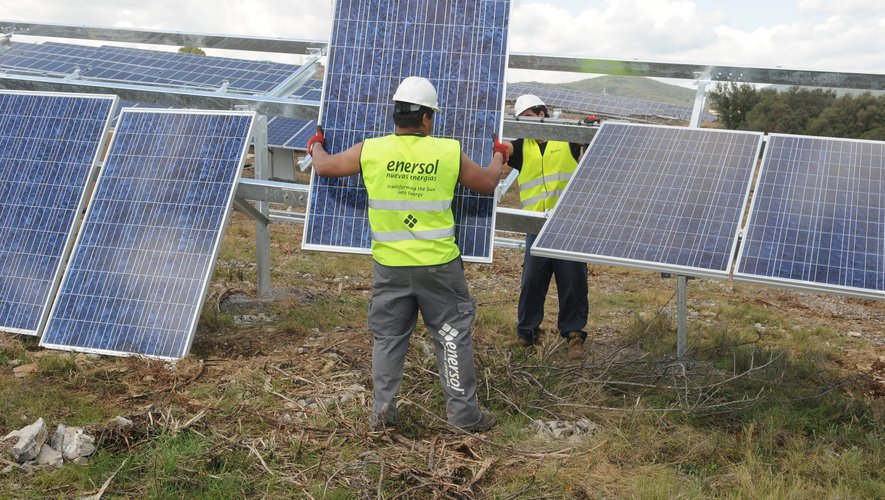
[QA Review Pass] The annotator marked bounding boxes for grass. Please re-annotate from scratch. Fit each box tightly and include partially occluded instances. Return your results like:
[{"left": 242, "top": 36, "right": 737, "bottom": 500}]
[{"left": 1, "top": 220, "right": 883, "bottom": 498}]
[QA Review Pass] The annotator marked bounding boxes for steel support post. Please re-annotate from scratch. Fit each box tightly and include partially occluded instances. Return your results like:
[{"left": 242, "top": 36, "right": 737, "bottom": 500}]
[
  {"left": 252, "top": 116, "right": 271, "bottom": 294},
  {"left": 676, "top": 275, "right": 688, "bottom": 359}
]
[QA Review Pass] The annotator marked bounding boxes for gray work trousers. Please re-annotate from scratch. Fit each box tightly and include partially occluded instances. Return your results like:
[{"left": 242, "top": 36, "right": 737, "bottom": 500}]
[{"left": 367, "top": 258, "right": 482, "bottom": 428}]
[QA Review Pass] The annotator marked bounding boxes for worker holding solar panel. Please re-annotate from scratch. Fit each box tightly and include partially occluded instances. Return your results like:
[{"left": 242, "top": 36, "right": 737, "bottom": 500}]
[
  {"left": 505, "top": 94, "right": 590, "bottom": 360},
  {"left": 307, "top": 76, "right": 507, "bottom": 433}
]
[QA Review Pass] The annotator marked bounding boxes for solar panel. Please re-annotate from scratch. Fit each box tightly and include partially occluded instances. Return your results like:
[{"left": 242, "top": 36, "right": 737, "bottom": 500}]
[
  {"left": 302, "top": 0, "right": 510, "bottom": 263},
  {"left": 0, "top": 41, "right": 300, "bottom": 94},
  {"left": 531, "top": 123, "right": 764, "bottom": 278},
  {"left": 266, "top": 116, "right": 315, "bottom": 150},
  {"left": 40, "top": 109, "right": 255, "bottom": 359},
  {"left": 0, "top": 91, "right": 117, "bottom": 336},
  {"left": 507, "top": 82, "right": 716, "bottom": 122},
  {"left": 289, "top": 79, "right": 323, "bottom": 101},
  {"left": 735, "top": 134, "right": 885, "bottom": 298}
]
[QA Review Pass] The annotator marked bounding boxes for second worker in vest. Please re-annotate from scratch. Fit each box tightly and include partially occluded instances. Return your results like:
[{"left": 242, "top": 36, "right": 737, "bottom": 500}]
[
  {"left": 307, "top": 76, "right": 507, "bottom": 433},
  {"left": 505, "top": 94, "right": 590, "bottom": 360}
]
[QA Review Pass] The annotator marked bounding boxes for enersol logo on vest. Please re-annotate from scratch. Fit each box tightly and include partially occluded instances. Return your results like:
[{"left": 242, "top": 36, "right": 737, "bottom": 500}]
[
  {"left": 439, "top": 323, "right": 464, "bottom": 393},
  {"left": 386, "top": 159, "right": 439, "bottom": 175}
]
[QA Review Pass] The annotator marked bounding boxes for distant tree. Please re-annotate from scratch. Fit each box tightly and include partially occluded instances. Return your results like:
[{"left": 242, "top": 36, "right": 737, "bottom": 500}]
[
  {"left": 805, "top": 93, "right": 885, "bottom": 139},
  {"left": 745, "top": 87, "right": 836, "bottom": 134},
  {"left": 179, "top": 46, "right": 206, "bottom": 56},
  {"left": 707, "top": 82, "right": 761, "bottom": 130}
]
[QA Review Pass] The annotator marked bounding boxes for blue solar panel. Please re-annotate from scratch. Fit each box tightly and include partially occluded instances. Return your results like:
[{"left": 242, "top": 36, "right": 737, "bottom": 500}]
[
  {"left": 40, "top": 109, "right": 255, "bottom": 359},
  {"left": 302, "top": 0, "right": 510, "bottom": 263},
  {"left": 0, "top": 91, "right": 117, "bottom": 336},
  {"left": 290, "top": 79, "right": 323, "bottom": 101},
  {"left": 266, "top": 116, "right": 315, "bottom": 150},
  {"left": 735, "top": 134, "right": 885, "bottom": 298},
  {"left": 0, "top": 41, "right": 300, "bottom": 93},
  {"left": 532, "top": 123, "right": 764, "bottom": 278}
]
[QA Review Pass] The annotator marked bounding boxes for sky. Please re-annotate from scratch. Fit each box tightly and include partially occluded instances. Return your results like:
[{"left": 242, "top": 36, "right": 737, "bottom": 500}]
[{"left": 2, "top": 0, "right": 883, "bottom": 85}]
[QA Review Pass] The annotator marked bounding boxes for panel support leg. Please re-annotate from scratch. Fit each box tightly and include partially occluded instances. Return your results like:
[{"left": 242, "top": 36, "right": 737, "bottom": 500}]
[
  {"left": 676, "top": 274, "right": 688, "bottom": 358},
  {"left": 253, "top": 115, "right": 271, "bottom": 295}
]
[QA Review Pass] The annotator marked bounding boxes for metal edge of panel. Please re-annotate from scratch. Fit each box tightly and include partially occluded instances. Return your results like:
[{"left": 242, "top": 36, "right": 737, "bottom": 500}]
[
  {"left": 0, "top": 21, "right": 326, "bottom": 55},
  {"left": 731, "top": 272, "right": 885, "bottom": 301},
  {"left": 529, "top": 246, "right": 731, "bottom": 281},
  {"left": 502, "top": 117, "right": 597, "bottom": 143},
  {"left": 0, "top": 74, "right": 321, "bottom": 120},
  {"left": 236, "top": 178, "right": 310, "bottom": 206},
  {"left": 495, "top": 207, "right": 547, "bottom": 235}
]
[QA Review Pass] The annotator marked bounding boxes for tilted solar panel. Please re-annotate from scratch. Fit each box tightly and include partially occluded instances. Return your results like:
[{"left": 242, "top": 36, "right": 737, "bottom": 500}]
[
  {"left": 266, "top": 116, "right": 315, "bottom": 150},
  {"left": 506, "top": 82, "right": 716, "bottom": 122},
  {"left": 0, "top": 91, "right": 117, "bottom": 336},
  {"left": 0, "top": 41, "right": 300, "bottom": 93},
  {"left": 532, "top": 123, "right": 764, "bottom": 278},
  {"left": 40, "top": 109, "right": 255, "bottom": 359},
  {"left": 735, "top": 134, "right": 885, "bottom": 298},
  {"left": 302, "top": 0, "right": 511, "bottom": 263}
]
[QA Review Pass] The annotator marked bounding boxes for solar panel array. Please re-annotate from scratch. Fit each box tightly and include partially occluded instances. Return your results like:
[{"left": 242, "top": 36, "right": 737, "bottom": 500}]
[
  {"left": 303, "top": 0, "right": 510, "bottom": 263},
  {"left": 507, "top": 82, "right": 716, "bottom": 122},
  {"left": 735, "top": 134, "right": 885, "bottom": 298},
  {"left": 40, "top": 109, "right": 255, "bottom": 359},
  {"left": 532, "top": 123, "right": 764, "bottom": 278},
  {"left": 0, "top": 91, "right": 117, "bottom": 336},
  {"left": 266, "top": 116, "right": 316, "bottom": 151},
  {"left": 0, "top": 41, "right": 300, "bottom": 93}
]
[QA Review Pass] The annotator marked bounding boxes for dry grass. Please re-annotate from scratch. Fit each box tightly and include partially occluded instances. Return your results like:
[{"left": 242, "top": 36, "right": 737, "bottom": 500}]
[{"left": 1, "top": 212, "right": 883, "bottom": 498}]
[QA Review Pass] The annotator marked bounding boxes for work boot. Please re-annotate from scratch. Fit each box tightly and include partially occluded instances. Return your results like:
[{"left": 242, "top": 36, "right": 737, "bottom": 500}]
[
  {"left": 567, "top": 331, "right": 585, "bottom": 360},
  {"left": 369, "top": 403, "right": 398, "bottom": 430},
  {"left": 503, "top": 337, "right": 534, "bottom": 348},
  {"left": 460, "top": 411, "right": 497, "bottom": 433}
]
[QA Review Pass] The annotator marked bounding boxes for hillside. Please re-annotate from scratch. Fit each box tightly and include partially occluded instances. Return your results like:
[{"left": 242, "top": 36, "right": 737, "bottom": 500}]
[{"left": 524, "top": 75, "right": 696, "bottom": 106}]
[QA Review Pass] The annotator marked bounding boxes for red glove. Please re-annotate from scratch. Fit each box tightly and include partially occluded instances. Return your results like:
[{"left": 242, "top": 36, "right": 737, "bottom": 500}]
[
  {"left": 306, "top": 125, "right": 325, "bottom": 155},
  {"left": 493, "top": 134, "right": 509, "bottom": 164}
]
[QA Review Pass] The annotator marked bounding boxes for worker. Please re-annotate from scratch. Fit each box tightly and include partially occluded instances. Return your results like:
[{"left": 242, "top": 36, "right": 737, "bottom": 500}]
[
  {"left": 307, "top": 76, "right": 507, "bottom": 432},
  {"left": 505, "top": 94, "right": 589, "bottom": 360}
]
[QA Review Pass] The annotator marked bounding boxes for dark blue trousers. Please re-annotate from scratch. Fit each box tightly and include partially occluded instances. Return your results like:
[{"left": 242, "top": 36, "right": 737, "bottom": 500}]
[{"left": 517, "top": 233, "right": 589, "bottom": 342}]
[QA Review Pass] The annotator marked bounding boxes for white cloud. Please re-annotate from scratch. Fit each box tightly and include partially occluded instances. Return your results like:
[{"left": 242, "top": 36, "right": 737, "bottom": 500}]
[
  {"left": 3, "top": 0, "right": 883, "bottom": 77},
  {"left": 509, "top": 0, "right": 884, "bottom": 75}
]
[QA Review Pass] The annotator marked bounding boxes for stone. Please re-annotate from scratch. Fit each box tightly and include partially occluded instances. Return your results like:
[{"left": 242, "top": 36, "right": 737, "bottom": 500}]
[
  {"left": 3, "top": 418, "right": 48, "bottom": 463},
  {"left": 50, "top": 425, "right": 96, "bottom": 461},
  {"left": 35, "top": 444, "right": 63, "bottom": 468},
  {"left": 108, "top": 416, "right": 133, "bottom": 429}
]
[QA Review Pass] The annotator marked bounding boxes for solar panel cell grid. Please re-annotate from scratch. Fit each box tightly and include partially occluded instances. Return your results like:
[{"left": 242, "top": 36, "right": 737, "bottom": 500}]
[
  {"left": 735, "top": 134, "right": 885, "bottom": 298},
  {"left": 0, "top": 41, "right": 300, "bottom": 93},
  {"left": 303, "top": 0, "right": 510, "bottom": 262},
  {"left": 532, "top": 123, "right": 763, "bottom": 278},
  {"left": 0, "top": 91, "right": 116, "bottom": 336},
  {"left": 40, "top": 109, "right": 255, "bottom": 359}
]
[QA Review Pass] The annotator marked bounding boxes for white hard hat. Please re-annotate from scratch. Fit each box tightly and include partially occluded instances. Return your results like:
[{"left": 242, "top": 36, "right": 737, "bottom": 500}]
[
  {"left": 392, "top": 76, "right": 440, "bottom": 112},
  {"left": 514, "top": 94, "right": 546, "bottom": 116}
]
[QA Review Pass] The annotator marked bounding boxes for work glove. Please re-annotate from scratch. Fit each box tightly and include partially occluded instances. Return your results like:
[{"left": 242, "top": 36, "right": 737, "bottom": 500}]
[
  {"left": 306, "top": 125, "right": 325, "bottom": 155},
  {"left": 493, "top": 134, "right": 509, "bottom": 164}
]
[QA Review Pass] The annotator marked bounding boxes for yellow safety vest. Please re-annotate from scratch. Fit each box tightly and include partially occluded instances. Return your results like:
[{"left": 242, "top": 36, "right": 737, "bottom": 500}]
[
  {"left": 360, "top": 134, "right": 461, "bottom": 266},
  {"left": 518, "top": 139, "right": 578, "bottom": 212}
]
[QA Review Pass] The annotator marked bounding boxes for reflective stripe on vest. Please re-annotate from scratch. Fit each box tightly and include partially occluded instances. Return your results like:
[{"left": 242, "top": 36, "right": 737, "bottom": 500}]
[
  {"left": 360, "top": 134, "right": 461, "bottom": 266},
  {"left": 518, "top": 139, "right": 578, "bottom": 212}
]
